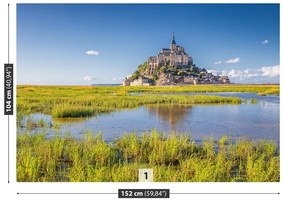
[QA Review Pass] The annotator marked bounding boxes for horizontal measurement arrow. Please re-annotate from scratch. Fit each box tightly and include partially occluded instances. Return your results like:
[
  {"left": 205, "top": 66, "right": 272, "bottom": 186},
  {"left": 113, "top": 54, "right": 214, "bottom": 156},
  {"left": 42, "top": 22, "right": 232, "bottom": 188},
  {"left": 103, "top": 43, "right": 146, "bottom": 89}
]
[
  {"left": 17, "top": 193, "right": 117, "bottom": 195},
  {"left": 17, "top": 192, "right": 280, "bottom": 195},
  {"left": 171, "top": 192, "right": 280, "bottom": 195}
]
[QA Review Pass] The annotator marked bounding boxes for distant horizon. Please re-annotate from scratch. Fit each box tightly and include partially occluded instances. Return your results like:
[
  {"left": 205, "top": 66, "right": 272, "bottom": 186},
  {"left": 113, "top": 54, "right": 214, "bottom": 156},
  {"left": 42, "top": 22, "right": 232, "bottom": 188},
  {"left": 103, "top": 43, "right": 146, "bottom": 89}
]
[
  {"left": 17, "top": 82, "right": 280, "bottom": 86},
  {"left": 17, "top": 4, "right": 280, "bottom": 85}
]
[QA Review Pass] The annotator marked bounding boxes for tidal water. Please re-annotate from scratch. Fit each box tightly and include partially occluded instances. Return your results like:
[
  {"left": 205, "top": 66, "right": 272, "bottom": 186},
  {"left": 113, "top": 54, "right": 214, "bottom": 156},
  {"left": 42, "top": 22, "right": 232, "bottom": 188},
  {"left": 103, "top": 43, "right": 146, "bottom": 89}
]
[{"left": 19, "top": 92, "right": 280, "bottom": 143}]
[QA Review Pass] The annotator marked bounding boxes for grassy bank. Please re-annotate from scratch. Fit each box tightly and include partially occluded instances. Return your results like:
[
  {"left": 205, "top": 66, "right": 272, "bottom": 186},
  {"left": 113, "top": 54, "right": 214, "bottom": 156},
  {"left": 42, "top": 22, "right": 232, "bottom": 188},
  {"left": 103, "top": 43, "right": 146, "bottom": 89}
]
[
  {"left": 17, "top": 130, "right": 279, "bottom": 182},
  {"left": 17, "top": 84, "right": 279, "bottom": 118},
  {"left": 17, "top": 85, "right": 245, "bottom": 118}
]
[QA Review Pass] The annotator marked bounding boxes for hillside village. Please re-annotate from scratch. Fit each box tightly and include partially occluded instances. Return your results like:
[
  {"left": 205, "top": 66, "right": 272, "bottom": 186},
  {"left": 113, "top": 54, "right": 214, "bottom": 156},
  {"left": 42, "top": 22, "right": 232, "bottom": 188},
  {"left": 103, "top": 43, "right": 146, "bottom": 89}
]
[{"left": 123, "top": 33, "right": 230, "bottom": 86}]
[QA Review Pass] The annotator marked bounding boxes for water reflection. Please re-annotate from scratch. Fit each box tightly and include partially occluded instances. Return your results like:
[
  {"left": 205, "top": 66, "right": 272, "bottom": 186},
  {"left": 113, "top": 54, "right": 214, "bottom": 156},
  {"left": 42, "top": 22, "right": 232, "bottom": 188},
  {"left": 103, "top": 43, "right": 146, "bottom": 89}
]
[
  {"left": 54, "top": 117, "right": 92, "bottom": 124},
  {"left": 146, "top": 105, "right": 192, "bottom": 131},
  {"left": 18, "top": 92, "right": 280, "bottom": 143}
]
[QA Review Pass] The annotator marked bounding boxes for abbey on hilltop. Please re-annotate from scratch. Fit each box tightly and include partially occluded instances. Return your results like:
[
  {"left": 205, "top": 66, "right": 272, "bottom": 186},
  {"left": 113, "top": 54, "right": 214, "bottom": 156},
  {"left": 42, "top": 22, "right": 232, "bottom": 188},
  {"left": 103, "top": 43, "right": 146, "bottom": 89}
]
[
  {"left": 123, "top": 33, "right": 230, "bottom": 86},
  {"left": 148, "top": 33, "right": 193, "bottom": 75}
]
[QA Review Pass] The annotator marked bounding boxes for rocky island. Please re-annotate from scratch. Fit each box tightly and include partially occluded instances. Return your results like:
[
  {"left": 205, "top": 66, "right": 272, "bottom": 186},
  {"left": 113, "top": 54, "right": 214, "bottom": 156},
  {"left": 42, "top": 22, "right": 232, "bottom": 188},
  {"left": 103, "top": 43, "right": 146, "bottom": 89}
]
[{"left": 123, "top": 33, "right": 230, "bottom": 86}]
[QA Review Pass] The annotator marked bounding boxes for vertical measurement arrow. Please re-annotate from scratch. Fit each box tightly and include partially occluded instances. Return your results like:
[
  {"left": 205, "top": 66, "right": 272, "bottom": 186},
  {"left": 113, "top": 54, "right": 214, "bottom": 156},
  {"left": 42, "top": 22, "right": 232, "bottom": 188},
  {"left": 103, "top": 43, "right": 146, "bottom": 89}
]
[
  {"left": 5, "top": 63, "right": 13, "bottom": 183},
  {"left": 6, "top": 3, "right": 11, "bottom": 184},
  {"left": 8, "top": 4, "right": 9, "bottom": 64}
]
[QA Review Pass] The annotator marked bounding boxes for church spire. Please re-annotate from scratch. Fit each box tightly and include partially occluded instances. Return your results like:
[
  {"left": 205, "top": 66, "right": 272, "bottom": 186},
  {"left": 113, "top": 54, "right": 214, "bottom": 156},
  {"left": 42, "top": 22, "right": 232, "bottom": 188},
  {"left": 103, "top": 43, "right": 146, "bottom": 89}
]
[{"left": 171, "top": 32, "right": 176, "bottom": 45}]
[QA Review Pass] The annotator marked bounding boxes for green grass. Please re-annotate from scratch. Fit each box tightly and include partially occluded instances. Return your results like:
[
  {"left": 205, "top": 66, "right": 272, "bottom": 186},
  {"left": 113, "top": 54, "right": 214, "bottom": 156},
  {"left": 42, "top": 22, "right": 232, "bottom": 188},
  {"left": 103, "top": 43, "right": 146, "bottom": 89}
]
[
  {"left": 16, "top": 85, "right": 280, "bottom": 182},
  {"left": 17, "top": 84, "right": 279, "bottom": 118},
  {"left": 257, "top": 87, "right": 280, "bottom": 96},
  {"left": 17, "top": 130, "right": 280, "bottom": 182},
  {"left": 250, "top": 98, "right": 258, "bottom": 104},
  {"left": 17, "top": 85, "right": 250, "bottom": 118}
]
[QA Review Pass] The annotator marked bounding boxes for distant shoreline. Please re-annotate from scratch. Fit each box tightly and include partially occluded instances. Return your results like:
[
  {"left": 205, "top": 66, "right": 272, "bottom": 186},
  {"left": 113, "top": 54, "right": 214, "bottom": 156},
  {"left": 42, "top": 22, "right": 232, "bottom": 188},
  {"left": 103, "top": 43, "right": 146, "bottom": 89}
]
[{"left": 91, "top": 84, "right": 122, "bottom": 86}]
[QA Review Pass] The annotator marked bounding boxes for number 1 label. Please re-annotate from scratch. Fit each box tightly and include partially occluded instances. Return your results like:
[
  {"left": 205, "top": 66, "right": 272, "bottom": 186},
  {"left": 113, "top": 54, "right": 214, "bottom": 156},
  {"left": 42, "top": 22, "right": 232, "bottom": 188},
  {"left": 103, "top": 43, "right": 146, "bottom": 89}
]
[
  {"left": 144, "top": 172, "right": 148, "bottom": 180},
  {"left": 139, "top": 169, "right": 153, "bottom": 182}
]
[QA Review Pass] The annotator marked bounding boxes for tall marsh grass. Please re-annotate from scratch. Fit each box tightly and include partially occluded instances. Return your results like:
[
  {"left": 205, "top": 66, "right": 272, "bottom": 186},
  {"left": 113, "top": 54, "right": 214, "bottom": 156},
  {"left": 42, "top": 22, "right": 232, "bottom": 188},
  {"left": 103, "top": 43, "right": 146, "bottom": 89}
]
[
  {"left": 17, "top": 85, "right": 247, "bottom": 118},
  {"left": 17, "top": 130, "right": 279, "bottom": 182}
]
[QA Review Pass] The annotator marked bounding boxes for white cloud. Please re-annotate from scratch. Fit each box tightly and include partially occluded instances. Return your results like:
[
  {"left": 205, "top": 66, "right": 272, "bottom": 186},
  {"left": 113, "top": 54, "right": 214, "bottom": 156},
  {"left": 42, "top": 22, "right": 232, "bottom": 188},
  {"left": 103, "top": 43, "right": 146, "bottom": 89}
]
[
  {"left": 214, "top": 61, "right": 222, "bottom": 65},
  {"left": 207, "top": 65, "right": 279, "bottom": 83},
  {"left": 86, "top": 50, "right": 99, "bottom": 56},
  {"left": 262, "top": 39, "right": 269, "bottom": 44},
  {"left": 224, "top": 69, "right": 258, "bottom": 78},
  {"left": 243, "top": 69, "right": 259, "bottom": 77},
  {"left": 224, "top": 57, "right": 240, "bottom": 64},
  {"left": 207, "top": 69, "right": 220, "bottom": 76},
  {"left": 227, "top": 69, "right": 241, "bottom": 77},
  {"left": 214, "top": 58, "right": 240, "bottom": 65},
  {"left": 260, "top": 65, "right": 280, "bottom": 77},
  {"left": 84, "top": 75, "right": 95, "bottom": 81}
]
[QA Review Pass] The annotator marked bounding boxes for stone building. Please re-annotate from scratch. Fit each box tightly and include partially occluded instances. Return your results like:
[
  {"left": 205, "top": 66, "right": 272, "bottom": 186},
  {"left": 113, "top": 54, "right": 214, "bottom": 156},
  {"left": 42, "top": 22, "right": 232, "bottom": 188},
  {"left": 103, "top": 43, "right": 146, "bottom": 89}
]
[
  {"left": 148, "top": 33, "right": 193, "bottom": 75},
  {"left": 122, "top": 78, "right": 131, "bottom": 86},
  {"left": 130, "top": 77, "right": 151, "bottom": 86},
  {"left": 219, "top": 76, "right": 230, "bottom": 84},
  {"left": 183, "top": 76, "right": 195, "bottom": 83}
]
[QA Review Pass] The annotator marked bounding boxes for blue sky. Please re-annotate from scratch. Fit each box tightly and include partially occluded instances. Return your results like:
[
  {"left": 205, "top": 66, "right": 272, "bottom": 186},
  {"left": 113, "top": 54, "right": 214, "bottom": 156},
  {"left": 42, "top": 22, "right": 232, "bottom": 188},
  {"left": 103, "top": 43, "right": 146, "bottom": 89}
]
[{"left": 17, "top": 4, "right": 280, "bottom": 85}]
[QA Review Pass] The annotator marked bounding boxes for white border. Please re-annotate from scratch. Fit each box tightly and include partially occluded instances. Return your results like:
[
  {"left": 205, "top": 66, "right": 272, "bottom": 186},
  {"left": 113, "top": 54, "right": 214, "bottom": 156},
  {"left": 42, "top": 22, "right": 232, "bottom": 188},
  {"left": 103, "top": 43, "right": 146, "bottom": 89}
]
[{"left": 0, "top": 1, "right": 283, "bottom": 203}]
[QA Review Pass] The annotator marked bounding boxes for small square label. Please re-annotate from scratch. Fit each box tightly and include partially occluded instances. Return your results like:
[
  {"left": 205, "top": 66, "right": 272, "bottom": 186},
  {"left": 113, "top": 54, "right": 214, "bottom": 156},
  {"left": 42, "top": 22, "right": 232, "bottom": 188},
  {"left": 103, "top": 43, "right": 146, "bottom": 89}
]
[{"left": 139, "top": 169, "right": 153, "bottom": 182}]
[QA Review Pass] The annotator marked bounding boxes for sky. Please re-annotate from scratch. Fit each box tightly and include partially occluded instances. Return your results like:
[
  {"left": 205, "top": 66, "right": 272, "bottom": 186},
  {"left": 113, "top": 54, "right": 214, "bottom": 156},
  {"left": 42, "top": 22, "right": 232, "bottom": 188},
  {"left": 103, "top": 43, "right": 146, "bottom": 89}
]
[{"left": 17, "top": 4, "right": 280, "bottom": 85}]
